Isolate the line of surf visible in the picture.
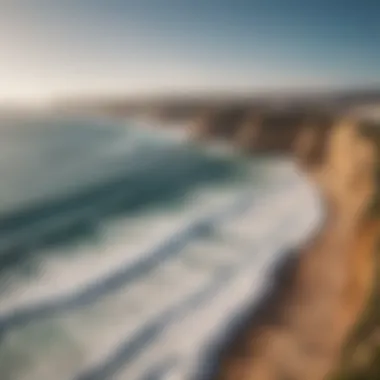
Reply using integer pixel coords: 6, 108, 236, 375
72, 188, 317, 380
0, 185, 272, 336
123, 175, 325, 380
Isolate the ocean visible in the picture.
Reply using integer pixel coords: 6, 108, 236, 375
0, 114, 323, 380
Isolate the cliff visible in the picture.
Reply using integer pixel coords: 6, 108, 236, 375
328, 117, 380, 380
204, 115, 380, 380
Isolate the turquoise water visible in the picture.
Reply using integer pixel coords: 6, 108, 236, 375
0, 115, 323, 380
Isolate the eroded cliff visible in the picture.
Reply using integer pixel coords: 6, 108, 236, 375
205, 115, 380, 380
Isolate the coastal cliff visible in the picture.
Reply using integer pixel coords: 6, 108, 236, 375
205, 116, 380, 380
187, 107, 340, 167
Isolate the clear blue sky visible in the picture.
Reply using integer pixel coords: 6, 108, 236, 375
1, 0, 379, 103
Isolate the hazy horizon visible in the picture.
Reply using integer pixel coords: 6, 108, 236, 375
1, 1, 380, 105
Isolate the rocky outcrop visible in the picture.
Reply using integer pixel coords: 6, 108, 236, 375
189, 108, 249, 141
188, 107, 339, 167
293, 115, 335, 168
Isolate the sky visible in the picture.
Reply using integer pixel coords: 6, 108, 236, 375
0, 0, 379, 104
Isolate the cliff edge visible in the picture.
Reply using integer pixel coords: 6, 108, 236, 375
206, 116, 379, 380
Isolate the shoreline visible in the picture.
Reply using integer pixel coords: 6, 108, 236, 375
205, 202, 379, 380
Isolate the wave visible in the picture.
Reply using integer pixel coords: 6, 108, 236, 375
0, 117, 324, 380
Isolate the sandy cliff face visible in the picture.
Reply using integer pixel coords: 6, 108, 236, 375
318, 118, 375, 216
208, 116, 379, 380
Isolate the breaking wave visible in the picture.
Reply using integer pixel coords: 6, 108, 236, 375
0, 115, 323, 380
